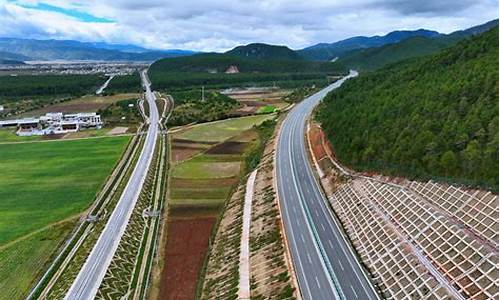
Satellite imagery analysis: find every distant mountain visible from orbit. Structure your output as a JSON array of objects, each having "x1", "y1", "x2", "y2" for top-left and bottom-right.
[
  {"x1": 0, "y1": 50, "x2": 30, "y2": 61},
  {"x1": 298, "y1": 29, "x2": 440, "y2": 61},
  {"x1": 226, "y1": 43, "x2": 302, "y2": 60},
  {"x1": 0, "y1": 59, "x2": 24, "y2": 65},
  {"x1": 449, "y1": 19, "x2": 499, "y2": 38},
  {"x1": 0, "y1": 38, "x2": 196, "y2": 61},
  {"x1": 337, "y1": 19, "x2": 499, "y2": 70},
  {"x1": 83, "y1": 42, "x2": 151, "y2": 53}
]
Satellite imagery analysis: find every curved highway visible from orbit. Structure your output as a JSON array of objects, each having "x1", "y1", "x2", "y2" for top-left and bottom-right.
[
  {"x1": 276, "y1": 70, "x2": 380, "y2": 300},
  {"x1": 65, "y1": 69, "x2": 159, "y2": 299}
]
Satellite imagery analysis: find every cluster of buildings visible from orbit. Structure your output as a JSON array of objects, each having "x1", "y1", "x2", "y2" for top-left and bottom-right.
[
  {"x1": 0, "y1": 61, "x2": 148, "y2": 76},
  {"x1": 0, "y1": 112, "x2": 102, "y2": 136}
]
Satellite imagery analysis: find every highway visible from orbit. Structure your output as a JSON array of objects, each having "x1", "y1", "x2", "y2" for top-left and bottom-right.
[
  {"x1": 65, "y1": 69, "x2": 159, "y2": 299},
  {"x1": 276, "y1": 70, "x2": 380, "y2": 300}
]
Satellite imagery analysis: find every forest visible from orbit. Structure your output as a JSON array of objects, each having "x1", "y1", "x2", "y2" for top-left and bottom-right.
[
  {"x1": 317, "y1": 27, "x2": 499, "y2": 191},
  {"x1": 0, "y1": 74, "x2": 103, "y2": 100},
  {"x1": 149, "y1": 53, "x2": 345, "y2": 74},
  {"x1": 104, "y1": 72, "x2": 142, "y2": 94},
  {"x1": 149, "y1": 71, "x2": 335, "y2": 91}
]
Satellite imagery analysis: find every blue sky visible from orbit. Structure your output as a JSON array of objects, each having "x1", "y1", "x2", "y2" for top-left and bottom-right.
[
  {"x1": 9, "y1": 1, "x2": 114, "y2": 23},
  {"x1": 0, "y1": 0, "x2": 497, "y2": 51}
]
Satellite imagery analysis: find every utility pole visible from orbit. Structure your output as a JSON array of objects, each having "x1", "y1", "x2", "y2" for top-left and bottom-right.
[{"x1": 201, "y1": 85, "x2": 205, "y2": 102}]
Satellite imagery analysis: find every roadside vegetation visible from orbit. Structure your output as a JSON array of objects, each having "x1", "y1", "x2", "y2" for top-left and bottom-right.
[
  {"x1": 317, "y1": 27, "x2": 499, "y2": 191},
  {"x1": 0, "y1": 136, "x2": 130, "y2": 299}
]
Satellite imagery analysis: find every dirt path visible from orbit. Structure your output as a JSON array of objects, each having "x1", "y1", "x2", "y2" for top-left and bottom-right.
[{"x1": 238, "y1": 169, "x2": 257, "y2": 300}]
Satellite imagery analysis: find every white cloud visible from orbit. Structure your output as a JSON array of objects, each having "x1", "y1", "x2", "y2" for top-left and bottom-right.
[{"x1": 0, "y1": 0, "x2": 497, "y2": 51}]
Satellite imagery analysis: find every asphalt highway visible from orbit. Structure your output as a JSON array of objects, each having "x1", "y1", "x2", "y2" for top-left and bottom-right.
[
  {"x1": 65, "y1": 69, "x2": 159, "y2": 299},
  {"x1": 276, "y1": 70, "x2": 380, "y2": 300}
]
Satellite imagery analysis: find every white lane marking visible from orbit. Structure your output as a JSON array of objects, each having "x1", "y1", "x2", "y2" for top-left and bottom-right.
[
  {"x1": 315, "y1": 209, "x2": 319, "y2": 217},
  {"x1": 351, "y1": 285, "x2": 359, "y2": 298},
  {"x1": 301, "y1": 233, "x2": 305, "y2": 243},
  {"x1": 297, "y1": 123, "x2": 379, "y2": 299},
  {"x1": 328, "y1": 239, "x2": 334, "y2": 249},
  {"x1": 308, "y1": 252, "x2": 313, "y2": 264},
  {"x1": 316, "y1": 276, "x2": 322, "y2": 289},
  {"x1": 287, "y1": 114, "x2": 342, "y2": 299},
  {"x1": 276, "y1": 117, "x2": 314, "y2": 300},
  {"x1": 338, "y1": 259, "x2": 345, "y2": 271},
  {"x1": 321, "y1": 223, "x2": 326, "y2": 232}
]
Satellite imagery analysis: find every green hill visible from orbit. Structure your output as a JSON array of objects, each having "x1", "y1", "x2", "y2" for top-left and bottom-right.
[
  {"x1": 148, "y1": 53, "x2": 346, "y2": 90},
  {"x1": 226, "y1": 43, "x2": 302, "y2": 60},
  {"x1": 317, "y1": 27, "x2": 499, "y2": 191}
]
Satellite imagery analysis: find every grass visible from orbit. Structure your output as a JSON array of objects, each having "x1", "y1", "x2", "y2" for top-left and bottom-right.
[
  {"x1": 0, "y1": 136, "x2": 130, "y2": 246},
  {"x1": 176, "y1": 114, "x2": 274, "y2": 143},
  {"x1": 0, "y1": 128, "x2": 115, "y2": 143},
  {"x1": 0, "y1": 129, "x2": 44, "y2": 143},
  {"x1": 0, "y1": 221, "x2": 75, "y2": 300},
  {"x1": 256, "y1": 105, "x2": 277, "y2": 114},
  {"x1": 172, "y1": 161, "x2": 241, "y2": 179}
]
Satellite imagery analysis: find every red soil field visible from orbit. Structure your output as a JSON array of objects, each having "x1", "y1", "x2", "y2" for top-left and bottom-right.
[{"x1": 158, "y1": 217, "x2": 216, "y2": 300}]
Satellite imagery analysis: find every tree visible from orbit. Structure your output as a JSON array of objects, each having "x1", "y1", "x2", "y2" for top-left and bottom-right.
[{"x1": 440, "y1": 151, "x2": 458, "y2": 177}]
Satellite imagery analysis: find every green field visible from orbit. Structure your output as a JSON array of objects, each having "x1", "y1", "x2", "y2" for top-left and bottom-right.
[
  {"x1": 176, "y1": 114, "x2": 273, "y2": 143},
  {"x1": 0, "y1": 222, "x2": 74, "y2": 300},
  {"x1": 0, "y1": 129, "x2": 45, "y2": 143},
  {"x1": 0, "y1": 136, "x2": 130, "y2": 245},
  {"x1": 0, "y1": 128, "x2": 114, "y2": 143},
  {"x1": 0, "y1": 136, "x2": 130, "y2": 298}
]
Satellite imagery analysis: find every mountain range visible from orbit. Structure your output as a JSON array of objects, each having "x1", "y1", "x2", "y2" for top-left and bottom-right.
[
  {"x1": 297, "y1": 29, "x2": 440, "y2": 61},
  {"x1": 0, "y1": 38, "x2": 195, "y2": 62},
  {"x1": 335, "y1": 19, "x2": 499, "y2": 70},
  {"x1": 0, "y1": 19, "x2": 496, "y2": 67}
]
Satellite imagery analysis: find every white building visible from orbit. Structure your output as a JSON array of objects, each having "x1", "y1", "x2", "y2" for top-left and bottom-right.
[{"x1": 0, "y1": 112, "x2": 103, "y2": 136}]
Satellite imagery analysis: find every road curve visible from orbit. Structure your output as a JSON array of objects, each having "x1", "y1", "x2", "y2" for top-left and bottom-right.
[
  {"x1": 65, "y1": 69, "x2": 159, "y2": 299},
  {"x1": 276, "y1": 70, "x2": 380, "y2": 300}
]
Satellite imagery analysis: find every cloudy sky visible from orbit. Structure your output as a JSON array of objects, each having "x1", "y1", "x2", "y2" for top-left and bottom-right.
[{"x1": 0, "y1": 0, "x2": 497, "y2": 51}]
